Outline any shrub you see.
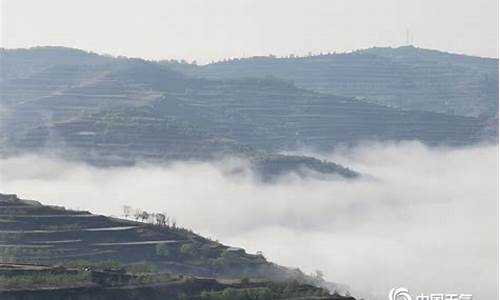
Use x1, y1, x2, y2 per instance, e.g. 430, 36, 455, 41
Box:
180, 243, 197, 257
156, 243, 172, 257
240, 277, 250, 286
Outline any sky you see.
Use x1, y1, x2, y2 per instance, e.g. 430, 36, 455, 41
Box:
1, 0, 498, 63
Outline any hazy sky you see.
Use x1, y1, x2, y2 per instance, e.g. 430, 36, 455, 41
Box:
1, 0, 498, 62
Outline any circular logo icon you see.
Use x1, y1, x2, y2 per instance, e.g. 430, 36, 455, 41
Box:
389, 288, 412, 300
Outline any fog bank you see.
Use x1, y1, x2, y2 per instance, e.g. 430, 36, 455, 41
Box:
0, 142, 497, 299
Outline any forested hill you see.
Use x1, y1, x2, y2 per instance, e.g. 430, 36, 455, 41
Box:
166, 46, 499, 118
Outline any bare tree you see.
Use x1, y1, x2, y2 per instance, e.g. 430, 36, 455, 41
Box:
156, 213, 166, 226
134, 209, 142, 221
140, 211, 149, 222
122, 205, 132, 219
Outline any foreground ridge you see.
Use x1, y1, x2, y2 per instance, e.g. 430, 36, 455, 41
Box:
0, 193, 354, 299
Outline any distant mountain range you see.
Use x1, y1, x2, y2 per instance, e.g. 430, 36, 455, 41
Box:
166, 46, 498, 118
0, 46, 497, 179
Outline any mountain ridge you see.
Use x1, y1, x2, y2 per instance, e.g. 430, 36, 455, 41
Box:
1, 46, 497, 181
164, 45, 498, 118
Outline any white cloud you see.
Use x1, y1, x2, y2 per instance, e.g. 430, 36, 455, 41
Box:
0, 142, 497, 299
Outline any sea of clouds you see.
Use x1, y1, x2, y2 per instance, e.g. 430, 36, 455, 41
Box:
0, 141, 497, 300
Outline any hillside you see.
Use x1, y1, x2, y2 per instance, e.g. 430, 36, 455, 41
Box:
0, 193, 356, 299
167, 46, 499, 118
0, 263, 354, 300
0, 193, 338, 287
0, 52, 359, 180
0, 47, 496, 178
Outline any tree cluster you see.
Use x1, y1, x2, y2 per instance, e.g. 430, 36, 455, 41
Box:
122, 205, 176, 228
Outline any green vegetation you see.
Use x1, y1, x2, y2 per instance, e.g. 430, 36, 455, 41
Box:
0, 254, 336, 299
201, 287, 273, 300
59, 260, 122, 270
0, 246, 52, 258
207, 249, 266, 272
127, 273, 173, 285
156, 243, 173, 257
156, 241, 230, 263
198, 282, 331, 300
125, 263, 159, 274
0, 272, 91, 289
0, 231, 24, 240
177, 292, 191, 300
180, 243, 198, 257
200, 279, 330, 300
252, 154, 359, 181
0, 265, 174, 290
240, 277, 250, 286
59, 260, 159, 275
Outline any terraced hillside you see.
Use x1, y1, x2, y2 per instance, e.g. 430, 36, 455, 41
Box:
146, 77, 488, 150
0, 52, 360, 180
0, 195, 356, 299
0, 193, 333, 288
0, 264, 354, 300
0, 47, 496, 174
168, 46, 499, 118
